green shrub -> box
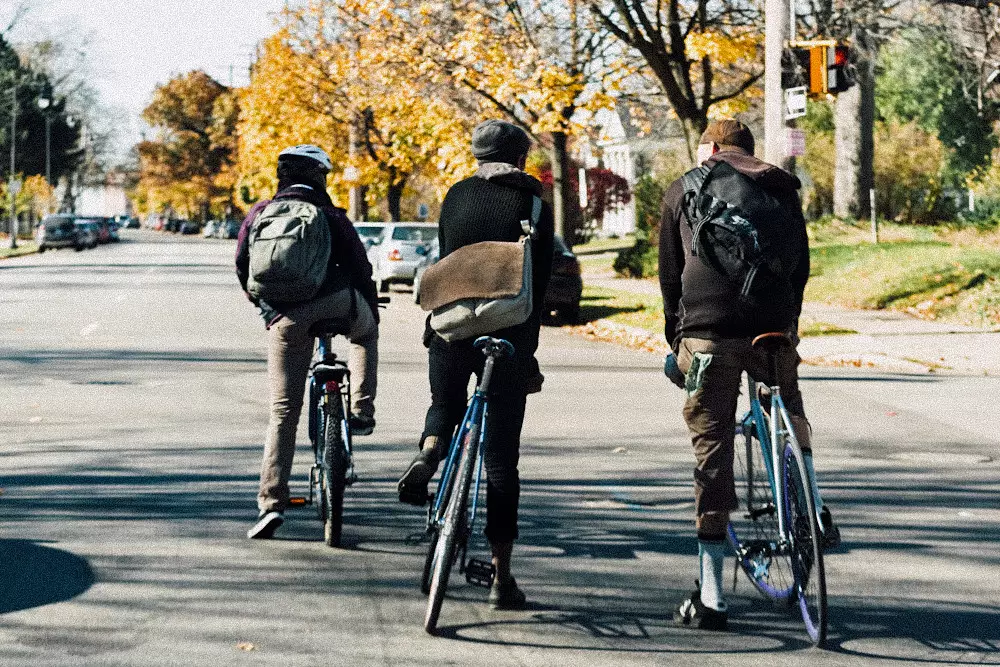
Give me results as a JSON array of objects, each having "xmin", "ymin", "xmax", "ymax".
[
  {"xmin": 958, "ymin": 196, "xmax": 1000, "ymax": 229},
  {"xmin": 613, "ymin": 239, "xmax": 658, "ymax": 278}
]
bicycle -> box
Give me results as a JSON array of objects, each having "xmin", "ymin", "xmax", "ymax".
[
  {"xmin": 289, "ymin": 296, "xmax": 388, "ymax": 547},
  {"xmin": 407, "ymin": 336, "xmax": 515, "ymax": 635},
  {"xmin": 726, "ymin": 332, "xmax": 828, "ymax": 646}
]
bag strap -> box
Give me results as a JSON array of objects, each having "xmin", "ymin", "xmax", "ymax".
[{"xmin": 520, "ymin": 195, "xmax": 542, "ymax": 239}]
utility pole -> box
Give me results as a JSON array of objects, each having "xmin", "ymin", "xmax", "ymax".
[
  {"xmin": 764, "ymin": 0, "xmax": 793, "ymax": 171},
  {"xmin": 8, "ymin": 83, "xmax": 17, "ymax": 249}
]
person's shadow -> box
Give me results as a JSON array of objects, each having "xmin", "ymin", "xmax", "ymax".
[{"xmin": 0, "ymin": 540, "xmax": 94, "ymax": 614}]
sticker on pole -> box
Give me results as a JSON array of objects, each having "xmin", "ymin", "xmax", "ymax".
[
  {"xmin": 785, "ymin": 128, "xmax": 807, "ymax": 157},
  {"xmin": 784, "ymin": 87, "xmax": 808, "ymax": 120},
  {"xmin": 8, "ymin": 178, "xmax": 22, "ymax": 196}
]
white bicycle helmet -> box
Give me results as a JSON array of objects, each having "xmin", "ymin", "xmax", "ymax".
[{"xmin": 278, "ymin": 144, "xmax": 333, "ymax": 172}]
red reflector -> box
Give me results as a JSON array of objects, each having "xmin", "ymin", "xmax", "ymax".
[
  {"xmin": 324, "ymin": 381, "xmax": 340, "ymax": 392},
  {"xmin": 388, "ymin": 249, "xmax": 403, "ymax": 261},
  {"xmin": 288, "ymin": 497, "xmax": 307, "ymax": 506},
  {"xmin": 833, "ymin": 46, "xmax": 848, "ymax": 66}
]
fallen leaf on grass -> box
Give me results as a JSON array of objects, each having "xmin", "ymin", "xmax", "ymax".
[{"xmin": 236, "ymin": 642, "xmax": 257, "ymax": 652}]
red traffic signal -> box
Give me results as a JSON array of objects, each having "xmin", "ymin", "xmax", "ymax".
[
  {"xmin": 826, "ymin": 45, "xmax": 854, "ymax": 94},
  {"xmin": 786, "ymin": 40, "xmax": 856, "ymax": 97}
]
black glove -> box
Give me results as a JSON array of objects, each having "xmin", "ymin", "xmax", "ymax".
[{"xmin": 664, "ymin": 352, "xmax": 685, "ymax": 389}]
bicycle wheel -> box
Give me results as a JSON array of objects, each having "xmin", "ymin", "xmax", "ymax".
[
  {"xmin": 728, "ymin": 413, "xmax": 796, "ymax": 600},
  {"xmin": 420, "ymin": 529, "xmax": 439, "ymax": 595},
  {"xmin": 424, "ymin": 424, "xmax": 478, "ymax": 634},
  {"xmin": 322, "ymin": 401, "xmax": 348, "ymax": 548},
  {"xmin": 783, "ymin": 443, "xmax": 828, "ymax": 646}
]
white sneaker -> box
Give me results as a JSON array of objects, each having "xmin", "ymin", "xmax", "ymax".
[{"xmin": 247, "ymin": 511, "xmax": 284, "ymax": 539}]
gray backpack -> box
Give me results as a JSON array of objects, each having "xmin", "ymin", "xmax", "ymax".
[{"xmin": 246, "ymin": 199, "xmax": 331, "ymax": 303}]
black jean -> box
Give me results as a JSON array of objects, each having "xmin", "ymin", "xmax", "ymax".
[{"xmin": 422, "ymin": 335, "xmax": 528, "ymax": 544}]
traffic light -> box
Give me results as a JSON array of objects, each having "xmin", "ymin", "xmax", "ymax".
[
  {"xmin": 786, "ymin": 41, "xmax": 856, "ymax": 97},
  {"xmin": 826, "ymin": 44, "xmax": 854, "ymax": 94}
]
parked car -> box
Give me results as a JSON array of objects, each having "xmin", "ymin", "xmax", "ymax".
[
  {"xmin": 203, "ymin": 220, "xmax": 219, "ymax": 238},
  {"xmin": 117, "ymin": 215, "xmax": 140, "ymax": 229},
  {"xmin": 366, "ymin": 222, "xmax": 439, "ymax": 293},
  {"xmin": 73, "ymin": 220, "xmax": 100, "ymax": 249},
  {"xmin": 544, "ymin": 235, "xmax": 583, "ymax": 323},
  {"xmin": 75, "ymin": 217, "xmax": 111, "ymax": 244},
  {"xmin": 355, "ymin": 223, "xmax": 387, "ymax": 249},
  {"xmin": 179, "ymin": 221, "xmax": 199, "ymax": 235},
  {"xmin": 104, "ymin": 217, "xmax": 120, "ymax": 242},
  {"xmin": 412, "ymin": 237, "xmax": 440, "ymax": 304},
  {"xmin": 36, "ymin": 215, "xmax": 85, "ymax": 252},
  {"xmin": 216, "ymin": 219, "xmax": 239, "ymax": 239}
]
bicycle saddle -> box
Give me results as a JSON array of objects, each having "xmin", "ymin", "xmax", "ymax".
[
  {"xmin": 309, "ymin": 318, "xmax": 351, "ymax": 337},
  {"xmin": 473, "ymin": 336, "xmax": 515, "ymax": 359},
  {"xmin": 751, "ymin": 331, "xmax": 794, "ymax": 354}
]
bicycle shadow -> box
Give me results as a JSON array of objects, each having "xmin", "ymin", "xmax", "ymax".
[
  {"xmin": 0, "ymin": 540, "xmax": 95, "ymax": 614},
  {"xmin": 822, "ymin": 597, "xmax": 1000, "ymax": 663}
]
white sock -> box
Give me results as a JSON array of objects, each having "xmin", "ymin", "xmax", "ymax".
[
  {"xmin": 802, "ymin": 451, "xmax": 825, "ymax": 515},
  {"xmin": 698, "ymin": 540, "xmax": 727, "ymax": 611}
]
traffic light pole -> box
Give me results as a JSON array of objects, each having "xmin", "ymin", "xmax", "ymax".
[{"xmin": 763, "ymin": 0, "xmax": 793, "ymax": 171}]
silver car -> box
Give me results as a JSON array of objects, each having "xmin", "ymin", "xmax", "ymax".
[{"xmin": 367, "ymin": 222, "xmax": 438, "ymax": 293}]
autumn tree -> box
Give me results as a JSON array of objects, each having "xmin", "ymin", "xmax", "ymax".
[
  {"xmin": 338, "ymin": 0, "xmax": 621, "ymax": 236},
  {"xmin": 136, "ymin": 70, "xmax": 237, "ymax": 220},
  {"xmin": 588, "ymin": 0, "xmax": 763, "ymax": 147}
]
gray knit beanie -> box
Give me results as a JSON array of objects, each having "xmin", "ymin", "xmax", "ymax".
[{"xmin": 471, "ymin": 120, "xmax": 532, "ymax": 164}]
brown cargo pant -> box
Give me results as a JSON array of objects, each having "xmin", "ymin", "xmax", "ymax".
[
  {"xmin": 257, "ymin": 287, "xmax": 378, "ymax": 512},
  {"xmin": 676, "ymin": 336, "xmax": 811, "ymax": 539}
]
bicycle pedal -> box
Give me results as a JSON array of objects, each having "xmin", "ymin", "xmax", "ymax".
[
  {"xmin": 398, "ymin": 486, "xmax": 431, "ymax": 507},
  {"xmin": 288, "ymin": 496, "xmax": 309, "ymax": 507},
  {"xmin": 465, "ymin": 558, "xmax": 495, "ymax": 588}
]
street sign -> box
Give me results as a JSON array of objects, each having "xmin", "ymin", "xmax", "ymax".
[
  {"xmin": 784, "ymin": 86, "xmax": 807, "ymax": 120},
  {"xmin": 785, "ymin": 128, "xmax": 807, "ymax": 157},
  {"xmin": 8, "ymin": 178, "xmax": 22, "ymax": 196}
]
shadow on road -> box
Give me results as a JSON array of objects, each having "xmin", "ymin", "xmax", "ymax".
[{"xmin": 0, "ymin": 540, "xmax": 94, "ymax": 614}]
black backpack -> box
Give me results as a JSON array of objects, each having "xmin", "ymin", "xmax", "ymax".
[{"xmin": 681, "ymin": 160, "xmax": 800, "ymax": 304}]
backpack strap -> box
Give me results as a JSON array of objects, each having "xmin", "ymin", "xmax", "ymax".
[
  {"xmin": 680, "ymin": 165, "xmax": 713, "ymax": 257},
  {"xmin": 520, "ymin": 195, "xmax": 542, "ymax": 239}
]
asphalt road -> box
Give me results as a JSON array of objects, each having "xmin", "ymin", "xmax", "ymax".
[{"xmin": 1, "ymin": 231, "xmax": 998, "ymax": 666}]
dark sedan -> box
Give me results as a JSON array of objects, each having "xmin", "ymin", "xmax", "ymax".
[{"xmin": 544, "ymin": 235, "xmax": 583, "ymax": 323}]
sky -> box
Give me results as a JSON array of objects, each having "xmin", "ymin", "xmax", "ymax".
[{"xmin": 8, "ymin": 0, "xmax": 288, "ymax": 146}]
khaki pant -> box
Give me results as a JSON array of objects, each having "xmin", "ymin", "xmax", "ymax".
[
  {"xmin": 257, "ymin": 288, "xmax": 378, "ymax": 512},
  {"xmin": 677, "ymin": 337, "xmax": 810, "ymax": 539}
]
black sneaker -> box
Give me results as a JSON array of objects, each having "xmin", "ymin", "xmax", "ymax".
[
  {"xmin": 489, "ymin": 577, "xmax": 527, "ymax": 610},
  {"xmin": 820, "ymin": 506, "xmax": 842, "ymax": 551},
  {"xmin": 397, "ymin": 448, "xmax": 441, "ymax": 506},
  {"xmin": 247, "ymin": 510, "xmax": 284, "ymax": 539},
  {"xmin": 349, "ymin": 414, "xmax": 375, "ymax": 436},
  {"xmin": 673, "ymin": 588, "xmax": 727, "ymax": 631}
]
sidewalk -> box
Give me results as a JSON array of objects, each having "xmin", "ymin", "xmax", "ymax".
[{"xmin": 582, "ymin": 276, "xmax": 1000, "ymax": 375}]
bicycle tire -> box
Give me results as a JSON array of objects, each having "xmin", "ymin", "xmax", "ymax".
[
  {"xmin": 783, "ymin": 443, "xmax": 828, "ymax": 646},
  {"xmin": 322, "ymin": 401, "xmax": 348, "ymax": 548},
  {"xmin": 420, "ymin": 529, "xmax": 439, "ymax": 595},
  {"xmin": 424, "ymin": 424, "xmax": 478, "ymax": 635},
  {"xmin": 728, "ymin": 413, "xmax": 796, "ymax": 600}
]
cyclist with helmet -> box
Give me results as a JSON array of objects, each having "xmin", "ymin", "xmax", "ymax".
[{"xmin": 236, "ymin": 145, "xmax": 380, "ymax": 539}]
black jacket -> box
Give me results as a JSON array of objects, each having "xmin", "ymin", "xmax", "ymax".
[
  {"xmin": 431, "ymin": 165, "xmax": 555, "ymax": 361},
  {"xmin": 235, "ymin": 184, "xmax": 378, "ymax": 327},
  {"xmin": 659, "ymin": 149, "xmax": 810, "ymax": 348}
]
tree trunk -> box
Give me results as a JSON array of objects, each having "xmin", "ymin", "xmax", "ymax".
[
  {"xmin": 834, "ymin": 52, "xmax": 875, "ymax": 219},
  {"xmin": 549, "ymin": 132, "xmax": 570, "ymax": 239},
  {"xmin": 387, "ymin": 174, "xmax": 406, "ymax": 222}
]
